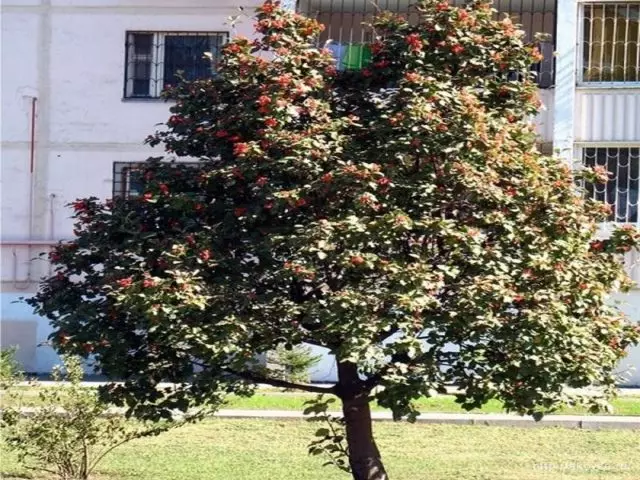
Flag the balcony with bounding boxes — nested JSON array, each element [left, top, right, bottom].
[[297, 0, 557, 144], [297, 0, 556, 86]]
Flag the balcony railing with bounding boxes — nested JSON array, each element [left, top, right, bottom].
[[583, 146, 640, 224], [297, 0, 557, 88], [581, 2, 640, 84]]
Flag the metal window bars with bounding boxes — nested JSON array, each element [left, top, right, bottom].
[[582, 2, 640, 83], [296, 0, 557, 88], [124, 31, 228, 98], [112, 162, 203, 199], [583, 147, 640, 224], [113, 162, 145, 199]]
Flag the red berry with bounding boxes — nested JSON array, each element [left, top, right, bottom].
[[350, 256, 365, 266], [256, 176, 269, 187], [233, 142, 250, 156]]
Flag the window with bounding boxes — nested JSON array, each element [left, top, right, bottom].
[[113, 162, 144, 199], [124, 31, 227, 98], [582, 3, 640, 83], [583, 147, 640, 223], [112, 162, 202, 199]]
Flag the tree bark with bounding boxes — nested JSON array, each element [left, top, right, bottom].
[[337, 362, 388, 480]]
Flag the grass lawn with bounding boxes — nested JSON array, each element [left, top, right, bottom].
[[1, 419, 639, 480], [224, 391, 640, 416], [4, 387, 640, 415]]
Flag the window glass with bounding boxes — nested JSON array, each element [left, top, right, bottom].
[[163, 35, 215, 88], [130, 33, 154, 97], [124, 32, 226, 98]]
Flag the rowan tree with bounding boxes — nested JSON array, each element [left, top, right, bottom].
[[29, 1, 640, 479]]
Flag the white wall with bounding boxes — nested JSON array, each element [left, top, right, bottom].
[[1, 0, 261, 258], [613, 292, 640, 386], [0, 0, 263, 371], [534, 89, 554, 145]]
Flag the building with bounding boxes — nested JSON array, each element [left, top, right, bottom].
[[1, 0, 640, 384]]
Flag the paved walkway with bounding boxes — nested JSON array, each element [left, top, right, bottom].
[[215, 409, 640, 430], [9, 405, 639, 429]]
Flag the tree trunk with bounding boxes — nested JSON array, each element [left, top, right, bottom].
[[337, 362, 388, 480]]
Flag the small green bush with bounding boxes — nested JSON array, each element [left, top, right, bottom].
[[1, 356, 172, 480], [0, 347, 22, 383]]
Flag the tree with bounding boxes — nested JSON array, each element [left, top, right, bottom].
[[28, 1, 640, 479]]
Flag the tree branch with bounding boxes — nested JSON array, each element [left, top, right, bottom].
[[223, 368, 337, 395]]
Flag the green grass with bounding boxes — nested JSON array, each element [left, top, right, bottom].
[[1, 419, 639, 479], [4, 387, 640, 415], [224, 391, 640, 415]]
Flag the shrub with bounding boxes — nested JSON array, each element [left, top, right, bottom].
[[0, 347, 22, 383], [1, 356, 173, 480]]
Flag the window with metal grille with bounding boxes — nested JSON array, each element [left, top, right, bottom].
[[113, 162, 203, 199], [113, 162, 145, 199], [124, 32, 227, 98], [583, 147, 640, 223], [297, 0, 556, 87], [581, 2, 640, 83]]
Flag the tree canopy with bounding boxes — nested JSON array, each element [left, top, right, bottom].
[[29, 1, 640, 478]]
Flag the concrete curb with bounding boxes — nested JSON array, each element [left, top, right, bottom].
[[213, 409, 640, 430]]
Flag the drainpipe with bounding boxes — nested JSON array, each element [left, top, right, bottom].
[[29, 97, 37, 243], [13, 97, 39, 289], [48, 194, 56, 276]]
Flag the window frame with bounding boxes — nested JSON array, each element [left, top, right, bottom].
[[123, 31, 228, 100], [112, 161, 202, 199], [576, 143, 640, 226], [577, 1, 640, 87], [113, 162, 145, 199]]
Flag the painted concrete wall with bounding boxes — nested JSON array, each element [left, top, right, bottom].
[[614, 292, 640, 386], [0, 0, 263, 371]]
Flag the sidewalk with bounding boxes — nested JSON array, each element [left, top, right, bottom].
[[214, 409, 640, 430], [9, 406, 639, 430]]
